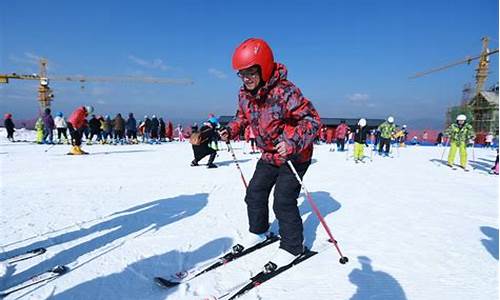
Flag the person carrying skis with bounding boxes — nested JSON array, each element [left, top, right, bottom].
[[4, 113, 15, 142], [377, 116, 396, 156], [67, 105, 93, 155], [190, 116, 220, 168], [353, 118, 368, 163], [445, 114, 474, 170], [220, 38, 321, 270]]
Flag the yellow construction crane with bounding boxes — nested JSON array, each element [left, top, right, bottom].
[[0, 58, 194, 109], [409, 37, 498, 95]]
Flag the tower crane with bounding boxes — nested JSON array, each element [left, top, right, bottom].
[[0, 58, 194, 110], [409, 37, 498, 96]]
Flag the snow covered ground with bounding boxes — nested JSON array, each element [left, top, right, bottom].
[[0, 128, 498, 300]]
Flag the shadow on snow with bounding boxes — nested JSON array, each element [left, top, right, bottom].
[[1, 193, 209, 290], [349, 256, 407, 300], [50, 237, 233, 300], [270, 191, 341, 249], [480, 226, 499, 260]]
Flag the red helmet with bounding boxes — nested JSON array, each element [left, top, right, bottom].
[[4, 113, 12, 119], [232, 38, 275, 82]]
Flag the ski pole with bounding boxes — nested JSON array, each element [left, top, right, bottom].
[[226, 141, 248, 189], [345, 138, 349, 161], [440, 138, 450, 161], [44, 144, 56, 153], [472, 142, 476, 162], [286, 160, 348, 264]]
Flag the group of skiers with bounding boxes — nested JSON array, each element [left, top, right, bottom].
[[6, 110, 185, 146]]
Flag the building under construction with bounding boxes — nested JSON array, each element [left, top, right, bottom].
[[446, 83, 499, 139]]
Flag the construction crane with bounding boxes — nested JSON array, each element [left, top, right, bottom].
[[0, 58, 194, 110], [409, 37, 498, 96], [410, 37, 499, 134]]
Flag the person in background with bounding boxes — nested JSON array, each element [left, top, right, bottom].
[[159, 117, 166, 142], [88, 114, 102, 144], [54, 112, 69, 144], [436, 132, 443, 146], [42, 108, 55, 144], [4, 113, 15, 142], [445, 114, 474, 171], [101, 115, 113, 144], [141, 116, 152, 143], [67, 105, 94, 155], [191, 122, 199, 133], [126, 113, 138, 144], [335, 120, 350, 152], [176, 124, 185, 142], [113, 113, 125, 144], [377, 116, 396, 156], [485, 132, 494, 148], [190, 117, 220, 168], [35, 116, 44, 144], [150, 115, 160, 143], [166, 121, 173, 142], [353, 118, 368, 163]]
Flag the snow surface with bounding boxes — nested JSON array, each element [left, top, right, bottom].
[[0, 128, 498, 300]]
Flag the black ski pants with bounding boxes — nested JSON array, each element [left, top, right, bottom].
[[245, 159, 310, 255], [378, 137, 391, 154], [68, 123, 82, 146]]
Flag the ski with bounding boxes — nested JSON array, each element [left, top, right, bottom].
[[154, 234, 280, 288], [214, 247, 318, 300], [2, 247, 46, 265], [0, 265, 68, 297]]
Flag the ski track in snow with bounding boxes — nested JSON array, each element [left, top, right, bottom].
[[0, 128, 498, 300]]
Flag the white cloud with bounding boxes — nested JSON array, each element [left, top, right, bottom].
[[8, 52, 57, 72], [347, 93, 370, 103], [208, 68, 227, 79], [128, 55, 171, 71], [346, 92, 376, 107]]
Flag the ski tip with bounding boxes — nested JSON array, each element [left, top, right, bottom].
[[52, 265, 69, 274], [154, 277, 180, 288], [32, 247, 47, 254]]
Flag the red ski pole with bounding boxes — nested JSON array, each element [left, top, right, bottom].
[[226, 141, 248, 189], [286, 160, 348, 264]]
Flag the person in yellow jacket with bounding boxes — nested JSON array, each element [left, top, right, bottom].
[[445, 114, 474, 171]]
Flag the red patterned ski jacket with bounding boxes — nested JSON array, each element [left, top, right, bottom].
[[228, 63, 321, 166]]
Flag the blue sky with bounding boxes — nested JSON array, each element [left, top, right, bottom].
[[1, 0, 498, 129]]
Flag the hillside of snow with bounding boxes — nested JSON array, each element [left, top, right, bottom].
[[0, 128, 498, 299]]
